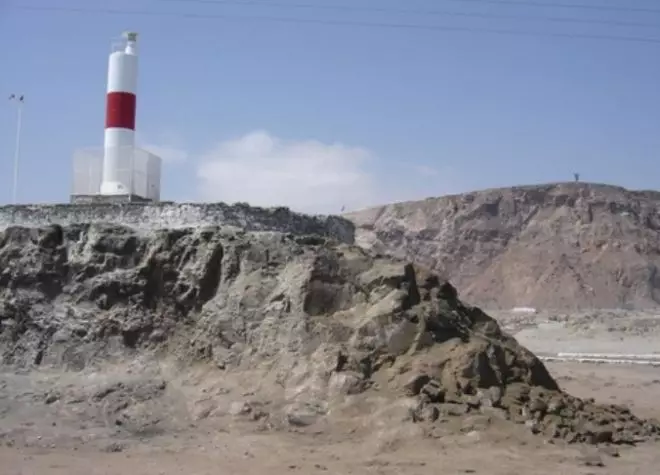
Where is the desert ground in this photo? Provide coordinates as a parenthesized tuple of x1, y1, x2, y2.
(1, 309, 659, 475)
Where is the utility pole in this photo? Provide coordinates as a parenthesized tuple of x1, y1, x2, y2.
(8, 94, 24, 204)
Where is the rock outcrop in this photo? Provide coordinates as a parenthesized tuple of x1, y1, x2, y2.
(0, 201, 356, 243)
(0, 222, 657, 446)
(345, 182, 660, 310)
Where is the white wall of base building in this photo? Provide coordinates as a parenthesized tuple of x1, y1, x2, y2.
(102, 128, 136, 195)
(72, 146, 162, 201)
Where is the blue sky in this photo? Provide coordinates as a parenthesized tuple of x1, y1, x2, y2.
(1, 0, 660, 213)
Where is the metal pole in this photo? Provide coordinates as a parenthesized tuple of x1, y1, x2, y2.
(8, 95, 24, 205)
(13, 102, 23, 204)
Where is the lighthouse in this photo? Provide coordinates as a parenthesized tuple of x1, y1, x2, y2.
(70, 32, 161, 205)
(100, 31, 139, 195)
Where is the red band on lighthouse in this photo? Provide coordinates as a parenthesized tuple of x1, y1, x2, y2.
(105, 91, 136, 130)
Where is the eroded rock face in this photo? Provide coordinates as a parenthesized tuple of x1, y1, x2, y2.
(0, 223, 657, 445)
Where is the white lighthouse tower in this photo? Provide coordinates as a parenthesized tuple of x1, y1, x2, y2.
(101, 31, 139, 195)
(70, 31, 162, 204)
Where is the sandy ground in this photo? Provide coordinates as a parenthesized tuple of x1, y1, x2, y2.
(2, 364, 659, 475)
(2, 311, 660, 475)
(495, 309, 660, 357)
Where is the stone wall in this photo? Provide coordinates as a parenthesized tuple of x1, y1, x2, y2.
(0, 202, 355, 243)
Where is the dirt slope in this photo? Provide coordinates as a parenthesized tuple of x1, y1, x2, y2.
(345, 182, 660, 310)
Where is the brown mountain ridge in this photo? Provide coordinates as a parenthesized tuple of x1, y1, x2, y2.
(345, 182, 660, 310)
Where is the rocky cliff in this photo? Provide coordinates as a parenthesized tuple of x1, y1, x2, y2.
(345, 183, 660, 310)
(0, 222, 657, 447)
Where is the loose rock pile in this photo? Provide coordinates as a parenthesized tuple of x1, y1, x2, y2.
(0, 223, 658, 446)
(408, 380, 658, 445)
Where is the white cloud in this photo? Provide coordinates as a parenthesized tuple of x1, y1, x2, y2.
(141, 144, 188, 163)
(196, 130, 382, 214)
(136, 129, 466, 213)
(137, 129, 189, 163)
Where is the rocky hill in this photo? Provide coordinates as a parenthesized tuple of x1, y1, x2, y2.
(0, 222, 657, 450)
(345, 183, 660, 310)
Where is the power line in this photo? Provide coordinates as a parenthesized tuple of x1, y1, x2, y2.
(11, 4, 660, 45)
(159, 0, 660, 29)
(426, 0, 660, 14)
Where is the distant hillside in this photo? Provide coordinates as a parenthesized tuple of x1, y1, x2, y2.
(345, 183, 660, 310)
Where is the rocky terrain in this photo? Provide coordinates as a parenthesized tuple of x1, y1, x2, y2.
(0, 201, 356, 242)
(0, 221, 658, 474)
(345, 182, 660, 310)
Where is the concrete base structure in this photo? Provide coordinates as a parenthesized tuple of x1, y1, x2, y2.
(69, 193, 154, 205)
